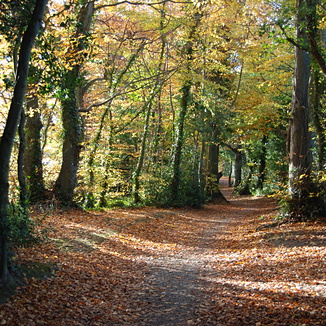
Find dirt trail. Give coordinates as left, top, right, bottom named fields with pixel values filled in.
left=133, top=178, right=276, bottom=325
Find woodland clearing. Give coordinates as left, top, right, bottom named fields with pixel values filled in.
left=0, top=178, right=326, bottom=325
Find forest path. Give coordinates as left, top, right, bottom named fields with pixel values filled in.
left=2, top=179, right=326, bottom=325
left=131, top=177, right=276, bottom=325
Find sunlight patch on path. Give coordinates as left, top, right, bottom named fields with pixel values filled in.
left=133, top=214, right=230, bottom=325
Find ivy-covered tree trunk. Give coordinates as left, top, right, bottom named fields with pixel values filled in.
left=198, top=138, right=206, bottom=195
left=54, top=69, right=83, bottom=204
left=306, top=0, right=325, bottom=171
left=84, top=108, right=108, bottom=208
left=170, top=82, right=191, bottom=203
left=25, top=95, right=45, bottom=203
left=257, top=135, right=267, bottom=190
left=0, top=0, right=47, bottom=287
left=170, top=12, right=202, bottom=204
left=54, top=1, right=94, bottom=205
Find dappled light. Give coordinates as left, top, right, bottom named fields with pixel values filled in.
left=1, top=0, right=326, bottom=324
left=1, top=187, right=325, bottom=325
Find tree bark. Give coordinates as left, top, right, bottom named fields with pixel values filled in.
left=257, top=135, right=267, bottom=190
left=223, top=143, right=242, bottom=187
left=54, top=68, right=83, bottom=205
left=234, top=149, right=242, bottom=187
left=170, top=82, right=191, bottom=203
left=54, top=0, right=94, bottom=205
left=170, top=13, right=201, bottom=204
left=25, top=95, right=46, bottom=203
left=0, top=0, right=47, bottom=286
left=206, top=125, right=224, bottom=201
left=18, top=110, right=28, bottom=212
left=132, top=101, right=152, bottom=204
left=311, top=70, right=325, bottom=171
left=287, top=0, right=319, bottom=220
left=288, top=0, right=312, bottom=190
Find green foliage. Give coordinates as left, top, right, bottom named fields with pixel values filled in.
left=7, top=202, right=44, bottom=248
left=278, top=172, right=326, bottom=222
left=174, top=179, right=205, bottom=208
left=125, top=163, right=206, bottom=208
left=252, top=182, right=280, bottom=197
left=145, top=179, right=205, bottom=208
left=140, top=172, right=172, bottom=207
left=0, top=0, right=35, bottom=41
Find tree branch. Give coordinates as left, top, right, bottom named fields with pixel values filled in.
left=95, top=0, right=191, bottom=11
left=79, top=68, right=176, bottom=113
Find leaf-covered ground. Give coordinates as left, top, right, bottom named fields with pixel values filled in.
left=1, top=179, right=326, bottom=325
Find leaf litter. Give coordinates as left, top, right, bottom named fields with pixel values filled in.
left=1, top=180, right=326, bottom=325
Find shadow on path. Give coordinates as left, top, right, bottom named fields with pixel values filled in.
left=134, top=177, right=274, bottom=325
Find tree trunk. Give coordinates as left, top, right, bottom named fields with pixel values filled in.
left=224, top=143, right=242, bottom=187
left=311, top=68, right=325, bottom=171
left=287, top=0, right=320, bottom=220
left=198, top=138, right=206, bottom=193
left=152, top=95, right=163, bottom=164
left=54, top=74, right=82, bottom=204
left=99, top=158, right=112, bottom=207
left=132, top=101, right=152, bottom=204
left=257, top=135, right=267, bottom=190
left=0, top=0, right=47, bottom=286
left=288, top=0, right=311, bottom=187
left=170, top=13, right=201, bottom=204
left=25, top=95, right=45, bottom=203
left=170, top=82, right=191, bottom=203
left=236, top=165, right=253, bottom=196
left=206, top=125, right=225, bottom=201
left=228, top=160, right=232, bottom=187
left=18, top=110, right=28, bottom=212
left=84, top=107, right=109, bottom=208
left=54, top=1, right=94, bottom=205
left=233, top=147, right=242, bottom=187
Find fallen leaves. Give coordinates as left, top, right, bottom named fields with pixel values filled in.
left=1, top=187, right=326, bottom=325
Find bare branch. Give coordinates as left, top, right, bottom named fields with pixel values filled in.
left=95, top=0, right=191, bottom=11
left=79, top=68, right=177, bottom=113
left=81, top=77, right=106, bottom=97
left=277, top=24, right=309, bottom=51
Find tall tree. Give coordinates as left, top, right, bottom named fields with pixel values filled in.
left=206, top=125, right=223, bottom=200
left=25, top=94, right=46, bottom=203
left=0, top=0, right=47, bottom=287
left=170, top=9, right=202, bottom=204
left=54, top=0, right=94, bottom=205
left=287, top=0, right=318, bottom=220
